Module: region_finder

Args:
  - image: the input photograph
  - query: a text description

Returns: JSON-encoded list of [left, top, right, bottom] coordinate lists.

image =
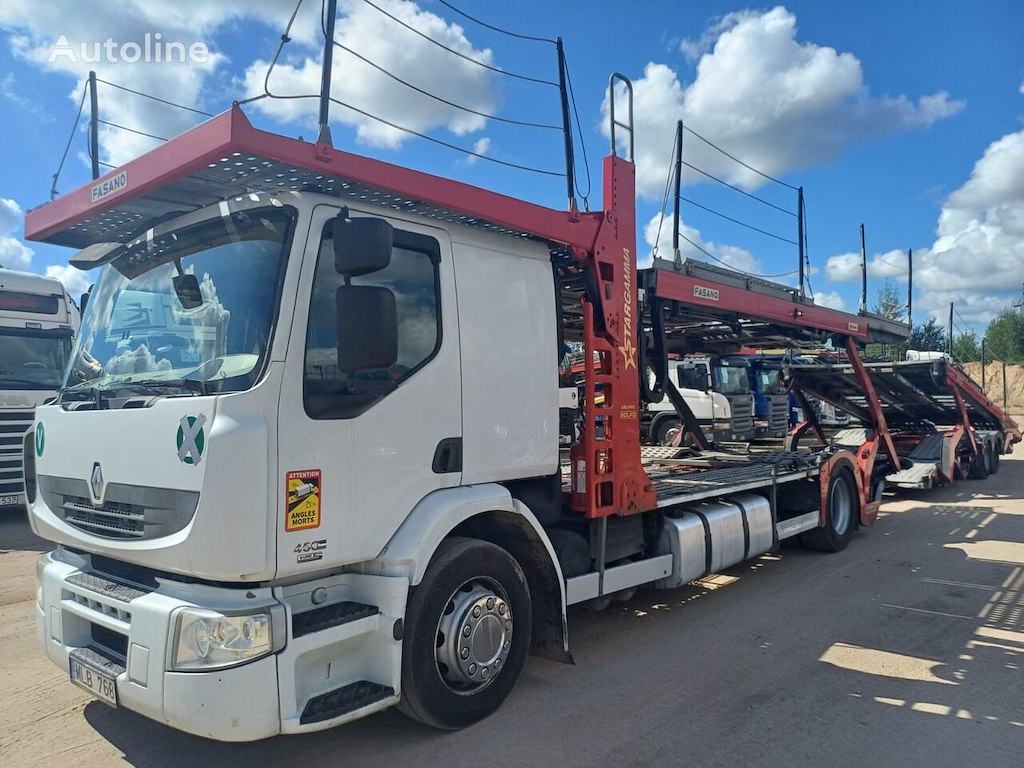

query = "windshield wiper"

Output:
[[125, 378, 209, 396]]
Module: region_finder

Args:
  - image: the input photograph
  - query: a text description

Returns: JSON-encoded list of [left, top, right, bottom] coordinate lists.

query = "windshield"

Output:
[[713, 364, 750, 395], [64, 206, 294, 397], [0, 329, 72, 389], [755, 367, 786, 394]]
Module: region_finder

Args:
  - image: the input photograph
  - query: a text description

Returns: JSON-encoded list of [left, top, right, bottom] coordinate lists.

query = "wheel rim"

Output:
[[663, 424, 682, 446], [830, 476, 853, 535], [434, 577, 512, 694]]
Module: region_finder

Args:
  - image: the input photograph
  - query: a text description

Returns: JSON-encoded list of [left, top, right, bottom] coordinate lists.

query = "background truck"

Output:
[[644, 354, 755, 446], [21, 52, 1018, 743], [0, 268, 78, 510], [730, 354, 789, 439]]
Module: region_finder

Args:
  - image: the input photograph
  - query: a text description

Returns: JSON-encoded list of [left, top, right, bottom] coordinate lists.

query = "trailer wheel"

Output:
[[969, 449, 990, 480], [801, 469, 856, 553], [398, 538, 531, 729], [989, 442, 1000, 475]]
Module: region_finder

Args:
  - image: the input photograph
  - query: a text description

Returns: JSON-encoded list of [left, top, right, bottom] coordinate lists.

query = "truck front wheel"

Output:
[[399, 538, 532, 729], [654, 418, 682, 446]]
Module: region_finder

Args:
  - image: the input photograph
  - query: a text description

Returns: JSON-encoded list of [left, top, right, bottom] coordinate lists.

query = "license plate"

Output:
[[70, 658, 118, 708], [0, 494, 20, 506]]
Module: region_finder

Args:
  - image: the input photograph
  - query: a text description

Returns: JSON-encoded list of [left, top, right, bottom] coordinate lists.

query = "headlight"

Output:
[[172, 608, 276, 671]]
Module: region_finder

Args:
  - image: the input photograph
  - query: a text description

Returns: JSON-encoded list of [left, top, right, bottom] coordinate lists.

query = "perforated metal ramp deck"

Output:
[[644, 451, 821, 508], [787, 359, 1020, 437]]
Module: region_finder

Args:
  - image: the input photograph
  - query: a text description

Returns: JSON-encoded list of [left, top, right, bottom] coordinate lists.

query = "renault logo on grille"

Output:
[[90, 463, 104, 503]]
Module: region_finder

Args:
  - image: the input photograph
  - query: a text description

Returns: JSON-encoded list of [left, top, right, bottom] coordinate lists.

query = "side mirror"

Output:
[[335, 285, 397, 373], [334, 216, 393, 276], [173, 274, 204, 309], [79, 291, 90, 315]]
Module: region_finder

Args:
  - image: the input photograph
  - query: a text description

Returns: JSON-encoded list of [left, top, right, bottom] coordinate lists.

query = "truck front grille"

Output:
[[63, 497, 146, 538], [39, 476, 199, 541], [0, 410, 33, 496], [727, 397, 754, 435], [770, 399, 789, 432]]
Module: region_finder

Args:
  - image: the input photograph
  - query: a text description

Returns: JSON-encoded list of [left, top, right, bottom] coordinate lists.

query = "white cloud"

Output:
[[0, 198, 34, 271], [0, 73, 53, 122], [240, 0, 496, 150], [603, 7, 963, 199], [0, 1, 298, 167], [825, 249, 909, 282], [910, 125, 1024, 325], [642, 211, 761, 273], [814, 291, 847, 312], [460, 137, 491, 167], [44, 264, 91, 298]]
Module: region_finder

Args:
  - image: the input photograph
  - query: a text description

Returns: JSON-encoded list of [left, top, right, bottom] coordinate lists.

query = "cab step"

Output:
[[292, 601, 378, 639], [299, 680, 395, 725]]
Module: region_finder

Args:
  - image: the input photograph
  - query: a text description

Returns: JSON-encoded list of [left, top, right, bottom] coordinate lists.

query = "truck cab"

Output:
[[645, 355, 755, 446], [731, 356, 790, 439], [0, 269, 77, 510]]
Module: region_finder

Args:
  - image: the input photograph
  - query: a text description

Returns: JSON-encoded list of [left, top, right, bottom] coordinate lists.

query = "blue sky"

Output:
[[1, 0, 1022, 333]]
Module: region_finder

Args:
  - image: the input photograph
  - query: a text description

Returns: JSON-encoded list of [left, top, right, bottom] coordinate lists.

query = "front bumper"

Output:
[[37, 551, 408, 741]]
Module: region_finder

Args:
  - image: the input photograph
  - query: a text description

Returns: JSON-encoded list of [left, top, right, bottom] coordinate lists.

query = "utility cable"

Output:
[[50, 81, 89, 199], [682, 160, 796, 216], [96, 78, 213, 117], [332, 40, 560, 129], [563, 49, 591, 207], [679, 195, 799, 245], [238, 0, 304, 106], [683, 125, 798, 191], [436, 0, 556, 44], [359, 0, 558, 87], [98, 119, 168, 142], [651, 136, 678, 261]]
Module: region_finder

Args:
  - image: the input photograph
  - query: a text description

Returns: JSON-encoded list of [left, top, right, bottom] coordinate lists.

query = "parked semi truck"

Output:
[[729, 354, 789, 439], [22, 75, 1018, 741], [0, 268, 77, 510], [644, 354, 755, 446]]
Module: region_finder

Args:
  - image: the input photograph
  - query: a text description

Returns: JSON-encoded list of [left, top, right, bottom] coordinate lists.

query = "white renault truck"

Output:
[[25, 80, 980, 740], [0, 268, 77, 510]]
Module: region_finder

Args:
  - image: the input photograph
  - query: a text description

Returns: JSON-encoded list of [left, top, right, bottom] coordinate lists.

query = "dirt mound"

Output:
[[962, 362, 1024, 417]]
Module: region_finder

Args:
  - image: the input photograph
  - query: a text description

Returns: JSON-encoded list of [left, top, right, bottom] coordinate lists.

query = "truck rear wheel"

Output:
[[399, 538, 532, 729], [801, 469, 856, 553]]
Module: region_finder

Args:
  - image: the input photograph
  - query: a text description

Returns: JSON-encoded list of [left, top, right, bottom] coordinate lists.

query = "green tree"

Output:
[[872, 280, 906, 321], [984, 308, 1024, 363], [908, 317, 947, 352], [867, 280, 909, 359], [952, 330, 981, 363]]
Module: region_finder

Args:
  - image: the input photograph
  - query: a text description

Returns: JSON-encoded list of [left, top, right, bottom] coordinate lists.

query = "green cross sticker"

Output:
[[35, 422, 45, 457], [176, 414, 207, 465]]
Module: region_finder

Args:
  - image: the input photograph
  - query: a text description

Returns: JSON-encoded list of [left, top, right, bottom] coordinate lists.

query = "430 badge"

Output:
[[294, 539, 327, 563]]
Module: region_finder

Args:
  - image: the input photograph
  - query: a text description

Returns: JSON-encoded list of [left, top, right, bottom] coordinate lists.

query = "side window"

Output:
[[304, 219, 441, 419]]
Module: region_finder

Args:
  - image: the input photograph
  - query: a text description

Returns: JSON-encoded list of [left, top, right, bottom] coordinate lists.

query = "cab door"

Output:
[[275, 205, 462, 576]]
